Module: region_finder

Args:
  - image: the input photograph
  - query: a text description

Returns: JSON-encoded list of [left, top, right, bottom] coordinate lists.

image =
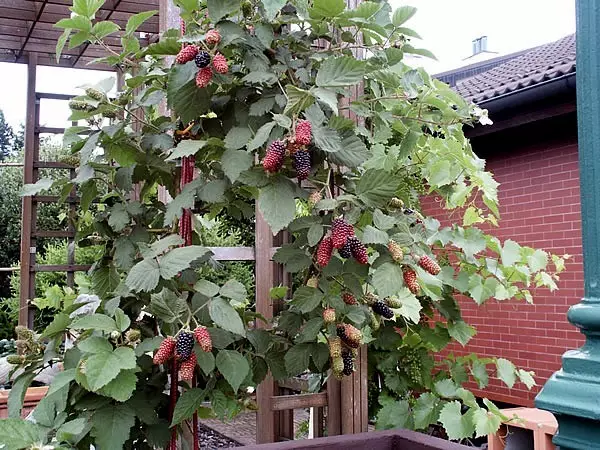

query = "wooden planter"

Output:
[[243, 429, 469, 450], [0, 386, 48, 419]]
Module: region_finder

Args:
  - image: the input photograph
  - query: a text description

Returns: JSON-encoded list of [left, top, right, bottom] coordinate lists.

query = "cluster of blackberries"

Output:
[[175, 30, 229, 89], [372, 300, 394, 319], [317, 218, 368, 267], [153, 327, 213, 381], [342, 350, 354, 376], [262, 120, 313, 180]]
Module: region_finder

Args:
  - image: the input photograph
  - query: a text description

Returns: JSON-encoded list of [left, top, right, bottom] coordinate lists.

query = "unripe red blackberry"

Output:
[[342, 292, 357, 305], [205, 29, 221, 45], [193, 326, 212, 353], [196, 67, 213, 88], [338, 240, 352, 259], [294, 120, 312, 145], [308, 190, 322, 207], [342, 350, 354, 376], [322, 308, 336, 324], [348, 236, 368, 264], [212, 53, 229, 74], [328, 337, 342, 358], [262, 140, 286, 173], [336, 324, 361, 348], [372, 301, 394, 319], [331, 218, 354, 249], [175, 331, 195, 361], [153, 336, 176, 365], [194, 51, 211, 68], [178, 352, 197, 381], [418, 255, 441, 275], [292, 150, 311, 180], [388, 240, 403, 262], [403, 268, 420, 295], [316, 236, 333, 267], [176, 45, 198, 64]]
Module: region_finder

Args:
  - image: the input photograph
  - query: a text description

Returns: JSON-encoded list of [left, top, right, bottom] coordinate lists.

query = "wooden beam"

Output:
[[270, 393, 328, 411], [18, 52, 37, 327], [33, 264, 91, 272]]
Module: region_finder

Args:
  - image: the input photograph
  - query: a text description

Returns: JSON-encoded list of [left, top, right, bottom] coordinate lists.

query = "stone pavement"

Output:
[[199, 410, 310, 446]]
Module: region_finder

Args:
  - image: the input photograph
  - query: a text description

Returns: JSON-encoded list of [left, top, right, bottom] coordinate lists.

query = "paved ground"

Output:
[[199, 410, 310, 446]]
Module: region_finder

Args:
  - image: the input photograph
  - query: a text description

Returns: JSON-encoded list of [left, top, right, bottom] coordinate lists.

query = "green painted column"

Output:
[[535, 1, 600, 447]]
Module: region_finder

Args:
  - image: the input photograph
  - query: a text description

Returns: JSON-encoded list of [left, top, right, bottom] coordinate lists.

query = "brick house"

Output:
[[427, 34, 581, 406]]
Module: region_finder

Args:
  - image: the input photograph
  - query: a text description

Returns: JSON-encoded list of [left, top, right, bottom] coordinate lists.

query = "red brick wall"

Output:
[[421, 130, 584, 406]]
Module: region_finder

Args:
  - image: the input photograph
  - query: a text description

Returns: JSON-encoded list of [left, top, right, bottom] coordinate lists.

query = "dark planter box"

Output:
[[244, 429, 469, 450]]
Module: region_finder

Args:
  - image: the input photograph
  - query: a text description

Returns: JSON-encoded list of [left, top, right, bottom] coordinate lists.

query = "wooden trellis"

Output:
[[3, 0, 370, 444]]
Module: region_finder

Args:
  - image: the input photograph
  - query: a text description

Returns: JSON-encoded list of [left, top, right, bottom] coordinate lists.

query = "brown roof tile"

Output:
[[449, 34, 576, 103]]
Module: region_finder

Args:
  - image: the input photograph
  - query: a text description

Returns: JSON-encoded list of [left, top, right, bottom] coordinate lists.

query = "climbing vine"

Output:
[[1, 0, 567, 448]]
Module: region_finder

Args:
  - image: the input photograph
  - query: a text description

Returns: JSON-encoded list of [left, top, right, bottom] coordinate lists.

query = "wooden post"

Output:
[[18, 53, 38, 327], [255, 210, 277, 444]]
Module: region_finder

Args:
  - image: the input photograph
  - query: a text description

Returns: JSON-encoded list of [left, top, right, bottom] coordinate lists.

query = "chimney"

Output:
[[471, 36, 488, 56]]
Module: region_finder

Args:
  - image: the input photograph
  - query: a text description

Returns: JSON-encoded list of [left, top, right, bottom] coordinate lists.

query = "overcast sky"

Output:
[[0, 0, 576, 129]]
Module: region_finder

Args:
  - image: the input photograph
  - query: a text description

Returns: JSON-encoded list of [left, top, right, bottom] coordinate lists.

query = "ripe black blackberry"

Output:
[[372, 301, 394, 319], [342, 351, 354, 376], [175, 331, 194, 361], [292, 150, 311, 180], [338, 240, 352, 259], [195, 51, 211, 68]]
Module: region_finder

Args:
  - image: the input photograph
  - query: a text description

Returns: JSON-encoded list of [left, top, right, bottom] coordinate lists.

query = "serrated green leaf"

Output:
[[195, 347, 216, 375], [8, 372, 35, 418], [135, 336, 163, 357], [171, 388, 207, 425], [216, 350, 250, 392], [517, 369, 536, 389], [71, 314, 119, 333], [326, 133, 370, 168], [372, 262, 404, 297], [100, 370, 137, 402], [375, 396, 411, 430], [272, 114, 292, 128], [291, 286, 323, 314], [357, 169, 402, 207], [207, 0, 239, 20], [222, 149, 253, 182], [125, 10, 157, 35], [392, 5, 417, 26], [262, 0, 287, 19], [472, 407, 502, 438], [149, 290, 188, 323], [78, 336, 112, 354], [501, 239, 521, 267], [447, 321, 476, 346], [166, 140, 208, 161], [56, 418, 88, 444], [242, 71, 278, 85], [413, 393, 441, 430], [258, 178, 297, 234], [311, 122, 342, 153], [159, 245, 211, 279], [496, 358, 517, 388], [438, 401, 474, 440], [195, 279, 220, 297], [85, 347, 136, 390], [220, 279, 247, 305], [311, 0, 346, 18], [198, 179, 227, 203], [167, 62, 211, 124], [91, 404, 136, 450], [307, 223, 324, 246], [316, 56, 366, 87], [224, 127, 253, 150], [56, 28, 71, 62], [311, 87, 338, 113], [296, 317, 324, 343], [21, 178, 54, 196], [284, 86, 315, 116], [41, 313, 71, 338], [0, 419, 44, 449], [248, 121, 276, 151], [471, 360, 489, 389], [362, 225, 388, 244], [163, 178, 202, 226], [529, 249, 548, 272], [210, 298, 246, 336], [92, 21, 120, 39], [284, 343, 311, 376]]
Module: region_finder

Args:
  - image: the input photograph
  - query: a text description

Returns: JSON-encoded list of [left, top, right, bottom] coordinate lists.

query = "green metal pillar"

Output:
[[535, 1, 600, 447]]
